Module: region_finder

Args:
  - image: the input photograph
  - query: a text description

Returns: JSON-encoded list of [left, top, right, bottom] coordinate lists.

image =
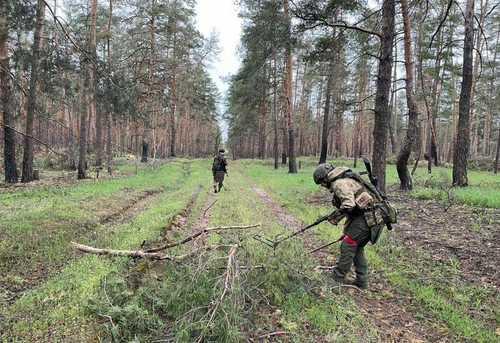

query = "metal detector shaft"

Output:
[[273, 210, 344, 248], [309, 235, 344, 253]]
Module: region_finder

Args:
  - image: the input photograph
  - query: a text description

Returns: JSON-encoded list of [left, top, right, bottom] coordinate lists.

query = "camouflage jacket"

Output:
[[212, 154, 228, 173], [326, 167, 375, 213]]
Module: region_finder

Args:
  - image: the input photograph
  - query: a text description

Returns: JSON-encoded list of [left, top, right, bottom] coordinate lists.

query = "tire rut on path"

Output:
[[251, 185, 446, 343], [1, 188, 168, 306]]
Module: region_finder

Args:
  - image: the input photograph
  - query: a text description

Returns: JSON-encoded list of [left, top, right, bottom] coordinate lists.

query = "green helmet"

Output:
[[313, 163, 335, 185]]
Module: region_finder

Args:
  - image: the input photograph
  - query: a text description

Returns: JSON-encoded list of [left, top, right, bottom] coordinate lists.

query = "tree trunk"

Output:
[[372, 0, 395, 192], [273, 50, 279, 169], [484, 25, 499, 156], [283, 0, 297, 173], [319, 62, 334, 164], [106, 0, 113, 175], [396, 0, 420, 191], [170, 74, 177, 157], [89, 0, 99, 166], [389, 39, 398, 155], [21, 0, 45, 183], [453, 0, 475, 186], [1, 2, 18, 183], [78, 87, 88, 179], [495, 127, 500, 174], [469, 0, 487, 158]]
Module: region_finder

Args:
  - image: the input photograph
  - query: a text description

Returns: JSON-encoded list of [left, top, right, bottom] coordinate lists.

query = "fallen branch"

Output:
[[203, 199, 218, 217], [197, 245, 239, 343], [258, 331, 288, 339], [71, 242, 228, 261], [146, 224, 260, 253]]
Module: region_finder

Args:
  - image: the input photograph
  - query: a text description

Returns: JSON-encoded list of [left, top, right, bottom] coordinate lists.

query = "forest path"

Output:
[[249, 184, 446, 342]]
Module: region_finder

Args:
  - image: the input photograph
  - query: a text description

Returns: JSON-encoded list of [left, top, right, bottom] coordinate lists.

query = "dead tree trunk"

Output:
[[1, 2, 18, 183], [396, 0, 420, 191], [452, 0, 475, 186], [22, 0, 45, 183], [372, 0, 395, 192], [319, 62, 334, 164]]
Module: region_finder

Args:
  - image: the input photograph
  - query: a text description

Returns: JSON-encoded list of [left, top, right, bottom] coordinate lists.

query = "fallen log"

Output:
[[71, 242, 229, 261]]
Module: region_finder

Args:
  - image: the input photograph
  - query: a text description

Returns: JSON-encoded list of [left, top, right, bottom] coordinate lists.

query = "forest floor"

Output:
[[0, 158, 498, 342]]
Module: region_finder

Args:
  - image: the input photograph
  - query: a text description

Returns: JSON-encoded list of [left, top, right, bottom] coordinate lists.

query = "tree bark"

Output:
[[469, 0, 487, 158], [1, 2, 18, 183], [273, 50, 279, 169], [396, 0, 420, 191], [372, 0, 395, 192], [89, 0, 100, 167], [319, 62, 334, 164], [22, 0, 45, 183], [484, 25, 499, 156], [453, 0, 475, 186], [78, 85, 88, 179], [283, 0, 297, 173], [106, 0, 113, 175], [495, 127, 500, 174]]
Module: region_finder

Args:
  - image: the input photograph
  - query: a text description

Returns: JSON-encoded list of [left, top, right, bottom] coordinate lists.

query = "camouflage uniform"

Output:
[[212, 152, 228, 193], [326, 167, 376, 289]]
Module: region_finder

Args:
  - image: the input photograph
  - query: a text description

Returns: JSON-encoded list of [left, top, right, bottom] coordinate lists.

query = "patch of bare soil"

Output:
[[390, 191, 500, 288], [254, 186, 443, 343]]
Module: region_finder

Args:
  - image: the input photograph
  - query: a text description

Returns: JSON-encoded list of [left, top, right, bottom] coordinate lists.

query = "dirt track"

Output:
[[253, 185, 446, 342]]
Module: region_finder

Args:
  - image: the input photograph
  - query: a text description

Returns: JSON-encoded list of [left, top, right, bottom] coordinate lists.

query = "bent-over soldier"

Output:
[[313, 163, 386, 289], [212, 149, 228, 193]]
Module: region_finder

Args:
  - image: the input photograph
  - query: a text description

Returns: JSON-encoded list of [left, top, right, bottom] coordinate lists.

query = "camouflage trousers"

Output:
[[332, 215, 371, 287], [213, 171, 225, 192]]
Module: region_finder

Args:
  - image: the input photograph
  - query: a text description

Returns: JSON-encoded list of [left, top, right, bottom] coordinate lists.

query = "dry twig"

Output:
[[146, 224, 260, 253], [196, 245, 239, 343]]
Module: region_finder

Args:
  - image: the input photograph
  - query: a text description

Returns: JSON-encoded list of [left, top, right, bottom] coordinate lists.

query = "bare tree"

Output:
[[396, 0, 420, 190], [1, 0, 18, 183], [452, 0, 475, 186], [372, 0, 395, 191], [21, 0, 45, 183], [283, 0, 297, 173]]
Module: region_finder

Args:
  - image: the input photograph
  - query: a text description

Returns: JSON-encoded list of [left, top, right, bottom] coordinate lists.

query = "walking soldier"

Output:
[[212, 149, 228, 193]]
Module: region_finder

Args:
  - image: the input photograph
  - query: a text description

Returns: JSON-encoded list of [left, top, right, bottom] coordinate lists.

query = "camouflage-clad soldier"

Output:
[[313, 163, 384, 289], [212, 149, 228, 193]]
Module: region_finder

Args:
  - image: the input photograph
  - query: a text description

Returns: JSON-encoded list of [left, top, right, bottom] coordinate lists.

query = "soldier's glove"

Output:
[[328, 211, 345, 225]]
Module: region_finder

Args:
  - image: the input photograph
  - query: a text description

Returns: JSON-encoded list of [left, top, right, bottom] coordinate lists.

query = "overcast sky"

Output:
[[196, 0, 242, 140]]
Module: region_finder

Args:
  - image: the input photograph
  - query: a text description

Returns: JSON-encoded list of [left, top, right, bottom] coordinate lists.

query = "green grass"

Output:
[[0, 160, 209, 341], [241, 160, 498, 342], [2, 158, 497, 342], [79, 163, 378, 342], [0, 160, 192, 286]]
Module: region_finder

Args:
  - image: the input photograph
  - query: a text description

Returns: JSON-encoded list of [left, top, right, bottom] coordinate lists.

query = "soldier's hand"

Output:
[[328, 212, 343, 225]]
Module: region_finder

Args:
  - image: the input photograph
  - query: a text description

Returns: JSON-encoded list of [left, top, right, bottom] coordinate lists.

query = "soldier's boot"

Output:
[[332, 239, 357, 283], [353, 247, 368, 289], [213, 183, 218, 193], [218, 182, 223, 192]]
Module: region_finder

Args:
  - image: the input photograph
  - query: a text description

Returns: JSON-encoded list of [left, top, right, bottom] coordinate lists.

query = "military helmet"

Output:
[[313, 163, 335, 185], [218, 148, 225, 153]]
